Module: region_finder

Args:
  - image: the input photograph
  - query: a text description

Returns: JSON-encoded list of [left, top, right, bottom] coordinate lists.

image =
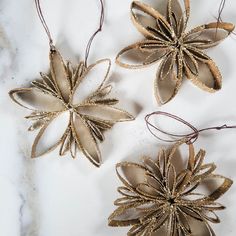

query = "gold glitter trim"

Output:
[[116, 0, 235, 104], [9, 49, 134, 167], [108, 140, 233, 235]]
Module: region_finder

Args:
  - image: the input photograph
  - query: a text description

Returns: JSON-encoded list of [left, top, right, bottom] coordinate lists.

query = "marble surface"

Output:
[[0, 0, 236, 235]]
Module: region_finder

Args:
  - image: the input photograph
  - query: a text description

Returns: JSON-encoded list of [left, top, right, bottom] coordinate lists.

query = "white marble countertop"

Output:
[[0, 0, 236, 235]]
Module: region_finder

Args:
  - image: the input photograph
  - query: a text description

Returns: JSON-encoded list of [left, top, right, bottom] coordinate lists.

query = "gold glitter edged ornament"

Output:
[[116, 0, 235, 104], [108, 141, 232, 235], [9, 49, 134, 167]]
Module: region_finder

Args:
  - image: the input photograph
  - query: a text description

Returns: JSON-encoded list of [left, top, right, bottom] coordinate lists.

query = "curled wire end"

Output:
[[145, 111, 236, 145]]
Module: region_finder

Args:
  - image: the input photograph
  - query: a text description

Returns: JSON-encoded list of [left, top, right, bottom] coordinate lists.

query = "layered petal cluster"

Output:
[[116, 0, 235, 104], [10, 49, 134, 167], [108, 141, 233, 235]]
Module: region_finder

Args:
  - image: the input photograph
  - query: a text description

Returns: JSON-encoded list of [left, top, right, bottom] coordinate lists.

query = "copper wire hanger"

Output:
[[145, 111, 236, 144], [35, 0, 104, 66]]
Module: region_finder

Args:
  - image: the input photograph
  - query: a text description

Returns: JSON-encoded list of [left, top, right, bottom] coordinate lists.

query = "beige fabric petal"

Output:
[[31, 111, 70, 158], [185, 55, 222, 92], [50, 49, 71, 102], [76, 104, 134, 122], [72, 59, 111, 105], [71, 113, 101, 167], [9, 88, 65, 112], [131, 1, 172, 39], [155, 51, 183, 104], [116, 40, 169, 68], [184, 22, 235, 49], [167, 0, 190, 36]]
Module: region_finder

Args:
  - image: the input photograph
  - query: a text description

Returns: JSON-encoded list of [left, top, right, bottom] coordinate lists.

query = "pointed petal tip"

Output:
[[132, 1, 141, 7], [93, 160, 102, 168], [225, 22, 235, 32], [115, 46, 143, 69], [116, 162, 125, 170], [80, 145, 102, 168], [124, 112, 135, 121], [108, 218, 119, 227], [155, 91, 175, 105], [31, 152, 40, 159], [9, 88, 16, 96]]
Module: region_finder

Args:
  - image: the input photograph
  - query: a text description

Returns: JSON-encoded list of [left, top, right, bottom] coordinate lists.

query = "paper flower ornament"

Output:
[[108, 141, 233, 235], [116, 0, 235, 104], [10, 49, 134, 167]]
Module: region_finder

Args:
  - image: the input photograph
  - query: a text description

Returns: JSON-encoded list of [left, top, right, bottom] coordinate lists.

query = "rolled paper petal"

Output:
[[142, 156, 163, 179], [69, 62, 86, 88], [71, 113, 101, 167], [185, 55, 222, 92], [131, 1, 172, 40], [90, 85, 113, 99], [116, 162, 148, 189], [195, 175, 233, 202], [116, 41, 169, 69], [10, 49, 133, 163], [183, 216, 217, 236], [136, 183, 165, 199], [167, 0, 190, 36], [128, 222, 153, 235], [59, 128, 74, 157], [184, 22, 235, 49], [155, 51, 183, 104], [108, 202, 148, 227], [50, 49, 71, 102], [182, 48, 199, 76], [9, 88, 65, 112], [72, 59, 111, 105], [31, 111, 70, 158], [129, 219, 166, 235], [76, 104, 134, 123]]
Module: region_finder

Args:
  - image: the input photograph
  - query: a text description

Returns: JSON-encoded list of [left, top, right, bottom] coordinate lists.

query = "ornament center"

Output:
[[168, 197, 176, 205], [67, 103, 76, 112], [174, 39, 183, 50]]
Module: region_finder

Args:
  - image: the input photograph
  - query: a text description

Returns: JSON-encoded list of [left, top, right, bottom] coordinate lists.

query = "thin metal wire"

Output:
[[35, 0, 105, 54], [216, 0, 236, 36], [84, 0, 105, 67], [145, 111, 236, 144], [217, 0, 226, 23], [35, 0, 54, 49]]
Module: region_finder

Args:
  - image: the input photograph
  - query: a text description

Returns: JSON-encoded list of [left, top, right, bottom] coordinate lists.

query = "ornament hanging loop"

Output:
[[35, 0, 105, 58], [35, 0, 55, 50], [216, 0, 236, 36], [145, 111, 236, 144], [84, 0, 105, 67]]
